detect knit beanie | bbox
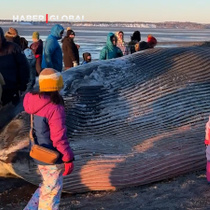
[147,35,157,47]
[32,31,39,40]
[39,68,64,92]
[67,29,75,37]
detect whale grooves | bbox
[0,45,209,193]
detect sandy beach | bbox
[0,169,210,210]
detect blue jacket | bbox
[41,24,64,72]
[100,33,123,60]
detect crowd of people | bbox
[0,24,157,108]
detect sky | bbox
[1,0,210,24]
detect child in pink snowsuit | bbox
[23,68,74,210]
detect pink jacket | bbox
[23,92,74,163]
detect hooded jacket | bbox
[30,39,43,58]
[81,52,91,65]
[0,27,30,105]
[23,92,74,165]
[41,24,64,72]
[100,33,123,60]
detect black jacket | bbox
[62,37,79,68]
[0,27,30,105]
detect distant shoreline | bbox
[0,20,210,30]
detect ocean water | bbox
[1,24,210,61]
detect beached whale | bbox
[0,45,209,193]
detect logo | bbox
[12,14,85,23]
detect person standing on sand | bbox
[20,37,36,91]
[4,27,21,47]
[66,27,80,50]
[0,27,30,106]
[30,31,43,75]
[23,68,74,210]
[41,24,64,72]
[128,30,141,54]
[115,31,129,55]
[100,32,123,60]
[62,29,79,70]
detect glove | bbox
[63,162,74,176]
[62,147,74,164]
[73,61,78,67]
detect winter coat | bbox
[128,31,141,54]
[62,37,79,68]
[100,33,123,60]
[41,24,64,72]
[30,39,43,74]
[115,32,129,55]
[0,27,30,105]
[134,41,150,52]
[5,34,21,47]
[23,92,74,165]
[30,39,43,58]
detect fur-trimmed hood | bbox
[4,27,18,38]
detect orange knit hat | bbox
[39,68,64,92]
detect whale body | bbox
[0,45,209,193]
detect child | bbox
[23,68,74,210]
[81,52,92,65]
[20,37,36,91]
[30,31,43,75]
[205,117,210,183]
